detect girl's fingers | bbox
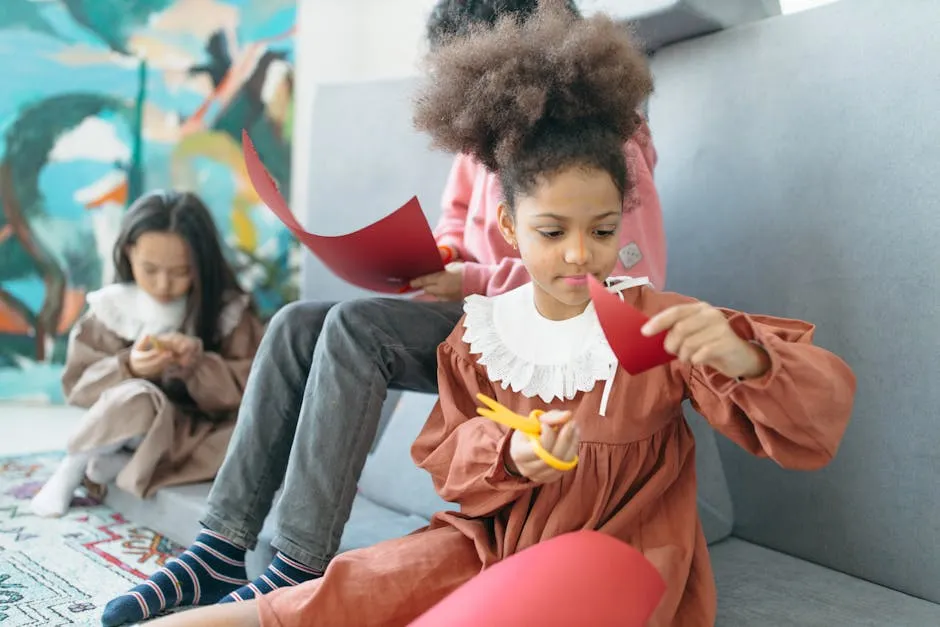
[538,422,558,453]
[410,271,445,289]
[562,428,580,464]
[662,311,714,355]
[133,349,158,362]
[528,465,559,483]
[551,421,578,460]
[641,303,706,336]
[139,351,173,370]
[689,342,720,366]
[510,432,540,465]
[539,410,573,428]
[671,324,726,362]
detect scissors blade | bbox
[475,394,540,434]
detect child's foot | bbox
[30,455,88,518]
[219,552,322,603]
[101,529,248,626]
[81,476,107,502]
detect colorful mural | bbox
[0,0,299,403]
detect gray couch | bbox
[107,0,940,623]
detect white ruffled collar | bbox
[462,276,651,413]
[85,283,249,342]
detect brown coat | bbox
[63,295,264,498]
[257,286,856,627]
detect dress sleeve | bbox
[61,313,134,408]
[176,309,265,414]
[678,309,857,470]
[412,338,532,518]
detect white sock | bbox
[86,451,132,485]
[30,454,90,518]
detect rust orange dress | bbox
[258,278,856,627]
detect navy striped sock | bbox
[101,529,248,626]
[219,552,322,603]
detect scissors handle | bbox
[527,434,579,472]
[474,394,578,472]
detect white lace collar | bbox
[462,276,651,412]
[85,283,249,342]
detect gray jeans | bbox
[201,298,464,571]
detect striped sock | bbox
[101,529,248,626]
[219,552,322,603]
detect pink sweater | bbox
[433,120,667,297]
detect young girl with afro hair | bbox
[150,2,855,625]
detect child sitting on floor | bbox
[31,191,263,518]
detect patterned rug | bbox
[0,452,185,626]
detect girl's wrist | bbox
[439,245,458,264]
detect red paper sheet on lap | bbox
[407,531,666,627]
[588,276,676,375]
[241,130,445,294]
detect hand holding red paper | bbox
[588,276,675,375]
[641,302,770,380]
[241,130,444,293]
[588,276,770,379]
[407,530,666,627]
[410,262,465,301]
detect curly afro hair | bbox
[414,0,653,210]
[425,0,580,50]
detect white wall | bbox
[780,0,840,13]
[290,0,438,225]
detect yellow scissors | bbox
[475,393,578,472]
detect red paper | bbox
[241,130,445,293]
[408,530,665,627]
[589,275,676,375]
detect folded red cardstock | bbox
[588,276,676,375]
[407,530,665,627]
[242,130,445,293]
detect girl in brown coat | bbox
[31,191,264,518]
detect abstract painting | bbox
[0,0,298,403]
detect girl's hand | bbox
[409,262,465,302]
[504,410,579,483]
[641,302,771,380]
[129,336,174,379]
[156,332,203,368]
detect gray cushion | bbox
[338,494,429,553]
[649,0,940,602]
[248,491,430,579]
[684,402,734,544]
[104,482,206,549]
[358,392,454,521]
[711,539,940,626]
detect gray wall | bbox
[648,0,940,602]
[300,79,454,303]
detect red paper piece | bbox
[408,530,666,627]
[589,275,676,375]
[241,130,445,294]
